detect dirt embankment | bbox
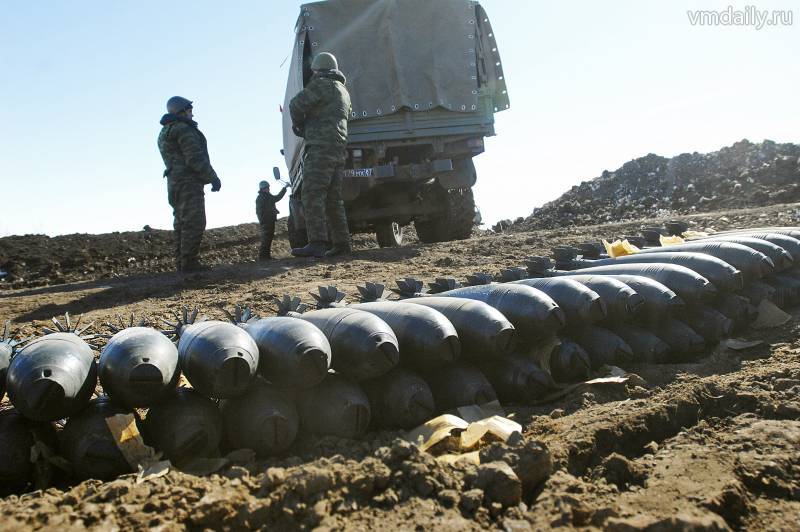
[1,203,799,530]
[495,139,800,233]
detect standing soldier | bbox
[289,52,352,258]
[255,180,287,261]
[157,96,222,272]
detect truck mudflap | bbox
[340,159,468,201]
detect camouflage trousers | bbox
[301,144,350,245]
[259,217,276,257]
[168,181,206,264]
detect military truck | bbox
[281,0,509,248]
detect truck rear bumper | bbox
[340,159,454,201]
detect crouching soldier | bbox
[256,180,287,261]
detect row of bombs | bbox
[1,224,799,491]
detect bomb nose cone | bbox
[731,270,744,291]
[26,378,65,416]
[546,306,567,330]
[494,327,515,355]
[474,387,497,405]
[258,414,293,452]
[588,297,608,323]
[128,362,163,384]
[444,336,461,363]
[377,339,400,367]
[218,355,253,396]
[407,390,435,423]
[627,293,646,315]
[702,281,718,300]
[298,348,331,387]
[761,257,776,276]
[342,403,371,437]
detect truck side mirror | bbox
[273,167,281,180]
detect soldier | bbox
[157,96,222,272]
[256,180,287,261]
[289,52,352,258]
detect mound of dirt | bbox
[497,139,800,232]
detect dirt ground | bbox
[1,203,799,530]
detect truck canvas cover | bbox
[282,0,508,174]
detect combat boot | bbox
[291,241,328,258]
[182,258,212,273]
[325,242,352,257]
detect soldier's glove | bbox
[211,177,222,192]
[292,125,304,138]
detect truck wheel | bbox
[287,212,308,249]
[415,188,476,243]
[375,222,404,247]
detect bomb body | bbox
[550,338,592,382]
[677,306,732,346]
[550,275,644,325]
[143,387,223,464]
[241,317,331,389]
[609,325,671,364]
[221,379,299,456]
[300,308,399,381]
[60,397,138,481]
[568,326,634,369]
[178,321,259,398]
[427,284,565,343]
[479,353,554,404]
[361,368,435,429]
[653,319,706,359]
[511,278,607,329]
[633,241,773,282]
[404,297,515,362]
[0,409,57,495]
[349,301,460,370]
[298,374,371,438]
[424,362,498,411]
[100,327,180,407]
[7,332,97,421]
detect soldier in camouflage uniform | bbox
[256,180,287,261]
[289,52,352,258]
[157,96,222,272]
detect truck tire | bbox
[375,222,404,248]
[415,188,476,243]
[287,212,308,249]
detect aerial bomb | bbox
[300,308,399,381]
[507,276,608,328]
[220,379,299,456]
[297,374,371,439]
[561,252,743,293]
[568,326,634,369]
[609,325,671,364]
[739,280,776,306]
[0,409,57,495]
[402,296,515,362]
[546,262,716,306]
[632,241,773,282]
[478,353,554,404]
[714,293,757,330]
[692,236,793,271]
[652,319,705,358]
[142,387,223,464]
[349,299,460,371]
[677,306,732,346]
[361,368,435,429]
[423,279,566,343]
[229,306,331,389]
[588,274,684,327]
[99,326,180,407]
[424,362,498,411]
[1,321,20,400]
[550,338,592,382]
[59,396,137,481]
[166,309,259,399]
[699,232,800,262]
[714,227,800,240]
[540,274,644,325]
[7,331,97,422]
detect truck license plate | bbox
[341,168,374,178]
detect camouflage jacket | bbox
[157,114,218,185]
[256,187,287,223]
[289,70,351,146]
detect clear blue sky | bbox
[1,0,797,236]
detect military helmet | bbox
[311,52,338,71]
[259,180,269,190]
[166,96,193,114]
